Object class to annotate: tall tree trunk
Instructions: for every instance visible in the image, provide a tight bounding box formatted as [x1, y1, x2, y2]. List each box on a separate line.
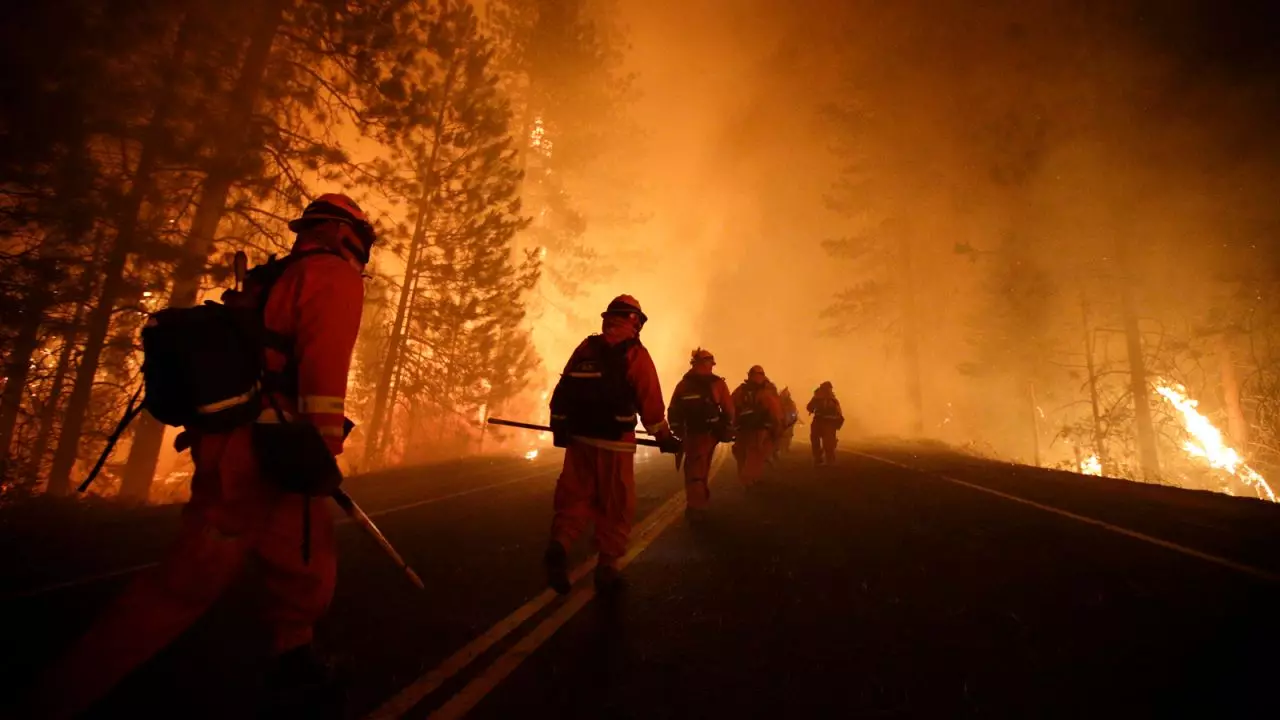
[0, 280, 52, 470]
[372, 273, 420, 461]
[1080, 295, 1107, 470]
[365, 58, 461, 461]
[119, 0, 285, 500]
[46, 15, 198, 496]
[1116, 239, 1160, 480]
[30, 306, 85, 482]
[367, 231, 423, 461]
[898, 237, 925, 435]
[1027, 380, 1042, 466]
[1216, 333, 1249, 451]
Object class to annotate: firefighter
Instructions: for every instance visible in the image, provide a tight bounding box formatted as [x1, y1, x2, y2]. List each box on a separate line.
[33, 194, 373, 718]
[807, 381, 845, 466]
[545, 295, 680, 597]
[669, 348, 735, 516]
[731, 365, 783, 487]
[778, 387, 799, 455]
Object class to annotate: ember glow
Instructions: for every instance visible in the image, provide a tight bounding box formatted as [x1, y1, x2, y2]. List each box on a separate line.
[1154, 382, 1277, 502]
[525, 449, 539, 461]
[1080, 454, 1102, 476]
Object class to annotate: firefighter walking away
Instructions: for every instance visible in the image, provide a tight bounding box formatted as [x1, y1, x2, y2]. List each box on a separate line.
[669, 348, 734, 519]
[545, 295, 681, 597]
[31, 194, 374, 719]
[778, 386, 799, 455]
[808, 381, 845, 466]
[731, 365, 783, 488]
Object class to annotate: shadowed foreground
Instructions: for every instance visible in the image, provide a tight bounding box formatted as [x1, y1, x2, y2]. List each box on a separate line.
[2, 444, 1276, 718]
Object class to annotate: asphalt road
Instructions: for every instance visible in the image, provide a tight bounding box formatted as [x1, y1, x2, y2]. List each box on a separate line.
[2, 442, 1278, 719]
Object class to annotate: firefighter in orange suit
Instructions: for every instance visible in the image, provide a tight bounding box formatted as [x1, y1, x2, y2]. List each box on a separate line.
[669, 348, 735, 515]
[34, 194, 372, 718]
[731, 365, 783, 487]
[808, 381, 845, 466]
[778, 387, 799, 454]
[545, 295, 680, 596]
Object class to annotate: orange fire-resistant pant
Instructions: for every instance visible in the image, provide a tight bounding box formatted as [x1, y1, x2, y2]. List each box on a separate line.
[811, 422, 839, 463]
[37, 426, 336, 718]
[733, 429, 774, 486]
[551, 442, 636, 568]
[681, 433, 719, 509]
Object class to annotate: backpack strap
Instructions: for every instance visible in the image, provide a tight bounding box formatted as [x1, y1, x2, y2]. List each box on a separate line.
[256, 248, 343, 399]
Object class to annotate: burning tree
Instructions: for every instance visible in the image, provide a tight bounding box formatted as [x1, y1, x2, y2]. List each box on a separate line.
[359, 0, 538, 465]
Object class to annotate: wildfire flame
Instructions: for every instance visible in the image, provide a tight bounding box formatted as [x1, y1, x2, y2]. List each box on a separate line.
[1154, 382, 1276, 502]
[525, 449, 539, 461]
[529, 117, 553, 157]
[1080, 454, 1102, 476]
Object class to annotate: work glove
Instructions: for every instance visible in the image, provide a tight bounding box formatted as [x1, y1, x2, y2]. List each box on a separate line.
[656, 434, 683, 455]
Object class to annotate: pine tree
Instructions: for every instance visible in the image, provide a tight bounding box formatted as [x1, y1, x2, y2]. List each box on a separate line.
[361, 0, 536, 463]
[111, 0, 421, 499]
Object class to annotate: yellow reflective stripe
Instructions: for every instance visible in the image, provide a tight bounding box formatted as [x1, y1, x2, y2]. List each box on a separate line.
[300, 395, 345, 414]
[197, 389, 256, 415]
[567, 372, 602, 378]
[647, 419, 669, 433]
[318, 425, 345, 438]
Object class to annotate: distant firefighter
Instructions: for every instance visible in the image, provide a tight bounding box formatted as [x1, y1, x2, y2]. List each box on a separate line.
[731, 365, 783, 487]
[545, 295, 680, 597]
[669, 348, 735, 515]
[778, 387, 799, 455]
[807, 381, 845, 466]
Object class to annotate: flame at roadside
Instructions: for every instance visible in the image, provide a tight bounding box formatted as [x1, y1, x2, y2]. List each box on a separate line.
[1079, 454, 1102, 476]
[1154, 382, 1277, 503]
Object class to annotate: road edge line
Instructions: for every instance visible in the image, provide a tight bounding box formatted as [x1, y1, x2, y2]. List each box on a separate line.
[854, 451, 1280, 584]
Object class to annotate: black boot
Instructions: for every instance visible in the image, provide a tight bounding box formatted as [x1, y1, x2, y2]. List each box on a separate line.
[594, 564, 626, 598]
[544, 541, 572, 595]
[262, 645, 345, 719]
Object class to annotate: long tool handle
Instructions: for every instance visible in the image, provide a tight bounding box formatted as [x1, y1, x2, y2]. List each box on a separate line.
[77, 387, 146, 493]
[332, 489, 426, 590]
[485, 417, 661, 447]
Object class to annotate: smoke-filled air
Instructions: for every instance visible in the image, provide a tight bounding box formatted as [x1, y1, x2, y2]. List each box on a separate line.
[7, 2, 1280, 718]
[2, 0, 1279, 502]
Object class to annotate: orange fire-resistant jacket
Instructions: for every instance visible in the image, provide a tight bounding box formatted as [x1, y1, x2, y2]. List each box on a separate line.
[562, 324, 670, 452]
[260, 238, 364, 455]
[732, 380, 784, 439]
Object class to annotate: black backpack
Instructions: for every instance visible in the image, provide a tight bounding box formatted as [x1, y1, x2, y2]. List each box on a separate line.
[549, 335, 639, 442]
[672, 374, 724, 435]
[140, 250, 333, 433]
[735, 386, 773, 432]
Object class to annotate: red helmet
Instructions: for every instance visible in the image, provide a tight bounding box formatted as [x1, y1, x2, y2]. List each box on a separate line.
[602, 294, 648, 327]
[288, 193, 376, 262]
[748, 365, 766, 379]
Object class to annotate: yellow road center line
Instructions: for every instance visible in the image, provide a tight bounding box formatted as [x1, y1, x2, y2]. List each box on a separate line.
[374, 447, 723, 719]
[425, 493, 688, 720]
[854, 451, 1280, 584]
